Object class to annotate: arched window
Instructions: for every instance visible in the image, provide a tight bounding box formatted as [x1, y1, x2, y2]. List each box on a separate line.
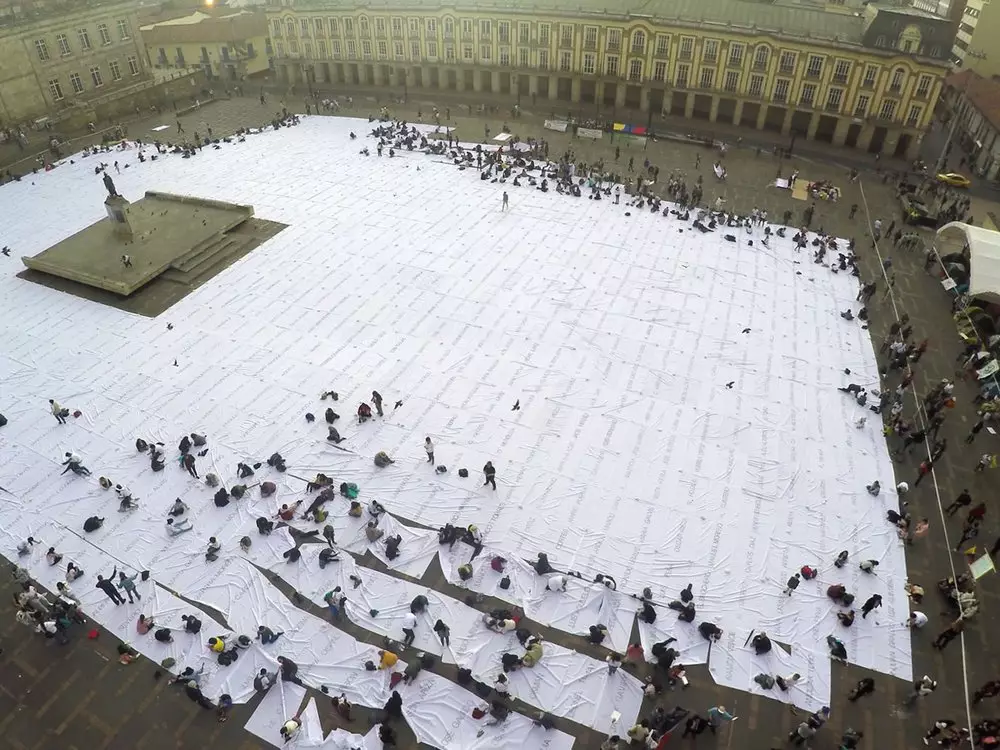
[890, 66, 906, 92]
[753, 44, 769, 69]
[359, 15, 369, 35]
[631, 30, 645, 54]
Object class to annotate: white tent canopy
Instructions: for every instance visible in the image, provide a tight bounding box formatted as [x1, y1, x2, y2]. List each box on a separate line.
[937, 222, 1000, 303]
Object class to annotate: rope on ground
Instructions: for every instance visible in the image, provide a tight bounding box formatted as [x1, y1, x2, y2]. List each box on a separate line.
[857, 180, 973, 733]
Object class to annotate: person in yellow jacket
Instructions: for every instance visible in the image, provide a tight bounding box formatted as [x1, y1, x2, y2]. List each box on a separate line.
[378, 650, 398, 670]
[208, 636, 227, 653]
[522, 639, 544, 667]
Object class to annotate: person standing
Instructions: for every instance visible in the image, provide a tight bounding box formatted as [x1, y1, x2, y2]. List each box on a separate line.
[372, 390, 384, 417]
[931, 619, 964, 650]
[483, 461, 497, 490]
[925, 719, 956, 744]
[502, 191, 509, 211]
[682, 715, 709, 739]
[861, 593, 882, 618]
[401, 610, 417, 648]
[944, 489, 972, 516]
[96, 568, 125, 605]
[849, 203, 858, 219]
[117, 571, 141, 603]
[784, 573, 800, 595]
[424, 437, 434, 463]
[49, 399, 66, 424]
[914, 459, 934, 486]
[955, 519, 980, 551]
[706, 705, 735, 734]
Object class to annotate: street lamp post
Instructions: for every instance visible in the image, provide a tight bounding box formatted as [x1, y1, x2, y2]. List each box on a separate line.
[934, 49, 987, 174]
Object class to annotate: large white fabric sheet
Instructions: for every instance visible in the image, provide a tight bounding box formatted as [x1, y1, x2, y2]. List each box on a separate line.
[0, 116, 910, 724]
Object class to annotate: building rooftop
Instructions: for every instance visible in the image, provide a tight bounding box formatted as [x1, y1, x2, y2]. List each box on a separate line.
[140, 8, 253, 30]
[287, 0, 868, 44]
[0, 0, 134, 29]
[946, 69, 1000, 132]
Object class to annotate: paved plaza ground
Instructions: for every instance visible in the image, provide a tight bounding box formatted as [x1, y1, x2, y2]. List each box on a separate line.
[1, 91, 999, 750]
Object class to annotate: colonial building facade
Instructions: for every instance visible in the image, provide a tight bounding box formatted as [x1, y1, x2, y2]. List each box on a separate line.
[265, 0, 950, 159]
[0, 0, 152, 126]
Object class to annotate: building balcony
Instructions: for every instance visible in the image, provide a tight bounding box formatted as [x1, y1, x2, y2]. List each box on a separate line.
[832, 74, 848, 85]
[825, 102, 841, 113]
[915, 88, 930, 100]
[678, 50, 692, 61]
[727, 58, 743, 68]
[583, 40, 597, 50]
[804, 69, 821, 79]
[778, 65, 794, 75]
[752, 60, 768, 71]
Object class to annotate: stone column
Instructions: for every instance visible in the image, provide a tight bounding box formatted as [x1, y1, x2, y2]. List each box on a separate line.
[472, 68, 482, 92]
[732, 99, 744, 127]
[832, 117, 851, 147]
[571, 77, 581, 103]
[683, 94, 694, 119]
[549, 74, 559, 100]
[780, 108, 794, 136]
[614, 81, 626, 108]
[806, 112, 820, 140]
[755, 104, 768, 130]
[709, 94, 720, 122]
[857, 123, 875, 152]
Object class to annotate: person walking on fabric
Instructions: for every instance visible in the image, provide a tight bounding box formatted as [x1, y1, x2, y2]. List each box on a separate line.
[483, 461, 497, 490]
[96, 567, 125, 605]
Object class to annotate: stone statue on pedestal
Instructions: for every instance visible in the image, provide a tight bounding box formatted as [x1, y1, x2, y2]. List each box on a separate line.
[102, 171, 118, 198]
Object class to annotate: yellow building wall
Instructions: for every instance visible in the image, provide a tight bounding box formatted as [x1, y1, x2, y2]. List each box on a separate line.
[267, 8, 944, 133]
[0, 36, 48, 123]
[147, 34, 269, 78]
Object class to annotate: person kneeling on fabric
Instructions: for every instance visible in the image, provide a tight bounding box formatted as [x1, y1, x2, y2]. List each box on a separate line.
[588, 624, 608, 645]
[522, 638, 543, 667]
[501, 652, 522, 673]
[751, 632, 772, 655]
[318, 547, 340, 568]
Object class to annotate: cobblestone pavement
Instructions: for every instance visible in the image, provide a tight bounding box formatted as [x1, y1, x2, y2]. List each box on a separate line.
[2, 92, 999, 750]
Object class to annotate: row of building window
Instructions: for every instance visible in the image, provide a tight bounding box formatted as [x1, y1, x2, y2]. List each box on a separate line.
[271, 16, 945, 65]
[271, 19, 932, 94]
[33, 19, 131, 62]
[46, 55, 141, 100]
[155, 43, 257, 66]
[274, 39, 934, 100]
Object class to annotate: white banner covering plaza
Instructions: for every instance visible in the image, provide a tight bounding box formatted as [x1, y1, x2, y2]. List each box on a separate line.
[0, 116, 910, 740]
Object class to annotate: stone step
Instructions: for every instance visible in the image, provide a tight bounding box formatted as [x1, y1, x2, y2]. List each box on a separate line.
[159, 235, 249, 285]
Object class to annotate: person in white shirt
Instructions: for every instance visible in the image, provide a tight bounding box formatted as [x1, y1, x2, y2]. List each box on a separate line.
[280, 717, 301, 743]
[424, 437, 434, 463]
[401, 611, 417, 647]
[493, 673, 510, 698]
[908, 611, 928, 629]
[546, 574, 567, 592]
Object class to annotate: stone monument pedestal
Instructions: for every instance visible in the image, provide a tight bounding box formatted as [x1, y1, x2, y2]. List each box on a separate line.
[104, 195, 133, 239]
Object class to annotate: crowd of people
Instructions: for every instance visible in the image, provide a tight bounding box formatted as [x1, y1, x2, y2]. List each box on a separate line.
[5, 108, 999, 750]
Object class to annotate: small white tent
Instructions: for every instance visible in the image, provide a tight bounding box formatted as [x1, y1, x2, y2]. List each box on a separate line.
[937, 222, 1000, 304]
